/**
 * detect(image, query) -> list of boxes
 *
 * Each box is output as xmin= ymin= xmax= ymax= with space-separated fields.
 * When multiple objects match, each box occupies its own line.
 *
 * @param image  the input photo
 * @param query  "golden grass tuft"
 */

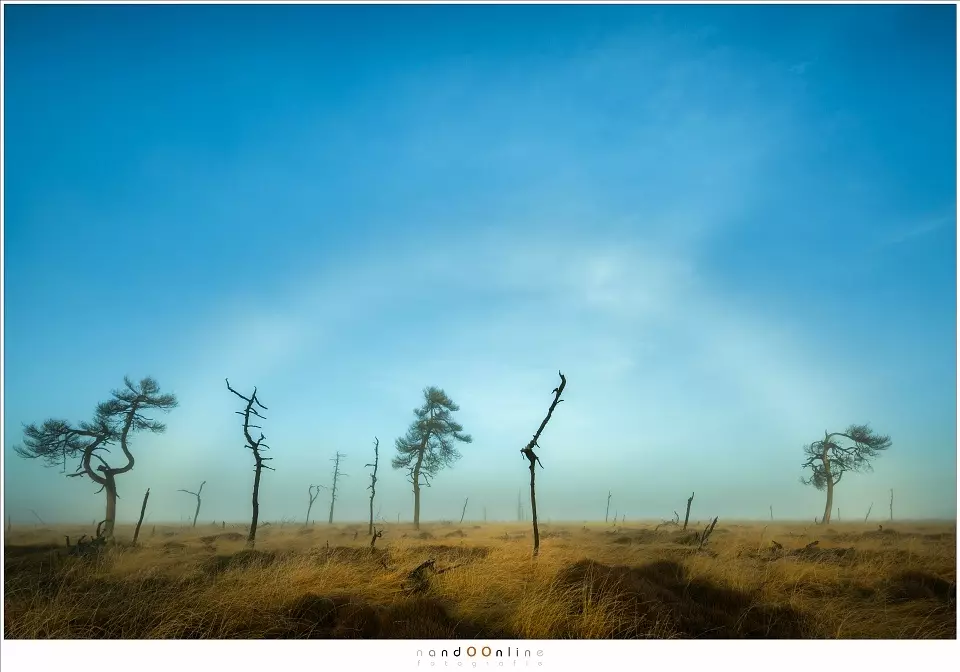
xmin=3 ymin=520 xmax=955 ymax=638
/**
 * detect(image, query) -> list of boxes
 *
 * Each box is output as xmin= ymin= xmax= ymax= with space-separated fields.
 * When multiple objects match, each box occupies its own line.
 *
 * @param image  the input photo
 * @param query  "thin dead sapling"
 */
xmin=225 ymin=378 xmax=273 ymax=548
xmin=177 ymin=480 xmax=206 ymax=528
xmin=366 ymin=437 xmax=379 ymax=536
xmin=133 ymin=488 xmax=150 ymax=544
xmin=520 ymin=371 xmax=566 ymax=557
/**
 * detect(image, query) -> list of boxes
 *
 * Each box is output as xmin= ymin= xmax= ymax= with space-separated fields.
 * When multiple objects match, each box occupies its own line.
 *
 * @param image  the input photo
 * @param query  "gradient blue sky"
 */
xmin=3 ymin=3 xmax=956 ymax=525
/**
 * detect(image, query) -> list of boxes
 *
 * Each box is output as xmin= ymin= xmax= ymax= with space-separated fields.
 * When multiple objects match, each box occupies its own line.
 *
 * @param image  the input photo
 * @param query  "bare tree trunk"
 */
xmin=306 ymin=485 xmax=320 ymax=527
xmin=249 ymin=463 xmax=262 ymax=547
xmin=864 ymin=502 xmax=873 ymax=523
xmin=327 ymin=452 xmax=347 ymax=524
xmin=528 ymin=459 xmax=540 ymax=554
xmin=226 ymin=379 xmax=273 ymax=550
xmin=133 ymin=488 xmax=150 ymax=544
xmin=770 ymin=505 xmax=773 ymax=521
xmin=820 ymin=452 xmax=834 ymax=524
xmin=178 ymin=482 xmax=206 ymax=528
xmin=367 ymin=438 xmax=379 ymax=536
xmin=103 ymin=474 xmax=118 ymax=542
xmin=460 ymin=497 xmax=468 ymax=524
xmin=483 ymin=506 xmax=487 ymax=522
xmin=683 ymin=492 xmax=695 ymax=531
xmin=605 ymin=490 xmax=611 ymax=523
xmin=822 ymin=478 xmax=834 ymax=525
xmin=413 ymin=480 xmax=421 ymax=530
xmin=889 ymin=489 xmax=894 ymax=521
xmin=520 ymin=371 xmax=566 ymax=557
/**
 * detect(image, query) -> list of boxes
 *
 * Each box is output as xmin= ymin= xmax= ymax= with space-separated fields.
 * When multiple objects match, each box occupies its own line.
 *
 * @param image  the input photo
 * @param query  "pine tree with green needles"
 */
xmin=392 ymin=387 xmax=472 ymax=530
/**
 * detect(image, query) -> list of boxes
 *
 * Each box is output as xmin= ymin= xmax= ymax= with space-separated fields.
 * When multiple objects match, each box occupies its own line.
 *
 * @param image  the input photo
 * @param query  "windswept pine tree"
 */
xmin=14 ymin=376 xmax=177 ymax=543
xmin=392 ymin=387 xmax=472 ymax=530
xmin=801 ymin=424 xmax=892 ymax=525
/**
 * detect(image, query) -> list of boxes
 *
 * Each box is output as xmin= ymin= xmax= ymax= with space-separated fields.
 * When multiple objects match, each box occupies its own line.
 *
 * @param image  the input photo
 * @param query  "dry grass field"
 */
xmin=3 ymin=519 xmax=955 ymax=639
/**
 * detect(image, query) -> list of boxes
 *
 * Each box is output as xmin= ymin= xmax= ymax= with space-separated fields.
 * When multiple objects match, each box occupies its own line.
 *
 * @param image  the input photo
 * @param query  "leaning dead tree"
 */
xmin=697 ymin=516 xmax=719 ymax=552
xmin=683 ymin=492 xmax=695 ymax=531
xmin=605 ymin=490 xmax=612 ymax=523
xmin=327 ymin=451 xmax=348 ymax=524
xmin=133 ymin=488 xmax=150 ymax=544
xmin=366 ymin=437 xmax=379 ymax=535
xmin=800 ymin=424 xmax=892 ymax=525
xmin=14 ymin=376 xmax=177 ymax=543
xmin=226 ymin=378 xmax=273 ymax=548
xmin=460 ymin=497 xmax=469 ymax=524
xmin=655 ymin=511 xmax=680 ymax=531
xmin=305 ymin=484 xmax=323 ymax=526
xmin=520 ymin=371 xmax=566 ymax=557
xmin=177 ymin=480 xmax=206 ymax=528
xmin=864 ymin=502 xmax=873 ymax=523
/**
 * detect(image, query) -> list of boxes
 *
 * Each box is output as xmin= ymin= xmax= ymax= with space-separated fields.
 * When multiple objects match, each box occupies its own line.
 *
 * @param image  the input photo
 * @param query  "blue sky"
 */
xmin=3 ymin=3 xmax=956 ymax=525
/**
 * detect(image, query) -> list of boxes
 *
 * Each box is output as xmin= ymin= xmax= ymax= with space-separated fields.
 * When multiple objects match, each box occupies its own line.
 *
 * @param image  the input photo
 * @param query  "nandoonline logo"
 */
xmin=416 ymin=645 xmax=546 ymax=667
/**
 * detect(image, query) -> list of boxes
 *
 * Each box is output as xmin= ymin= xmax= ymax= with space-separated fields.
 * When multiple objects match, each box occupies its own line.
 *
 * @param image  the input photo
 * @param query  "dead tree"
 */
xmin=520 ymin=371 xmax=566 ymax=557
xmin=366 ymin=437 xmax=379 ymax=536
xmin=65 ymin=520 xmax=109 ymax=557
xmin=226 ymin=378 xmax=273 ymax=548
xmin=483 ymin=506 xmax=487 ymax=522
xmin=133 ymin=488 xmax=150 ymax=544
xmin=605 ymin=490 xmax=612 ymax=523
xmin=770 ymin=505 xmax=773 ymax=521
xmin=655 ymin=511 xmax=680 ymax=531
xmin=370 ymin=527 xmax=384 ymax=550
xmin=697 ymin=516 xmax=719 ymax=551
xmin=14 ymin=376 xmax=177 ymax=543
xmin=683 ymin=492 xmax=695 ymax=531
xmin=177 ymin=480 xmax=206 ymax=528
xmin=327 ymin=451 xmax=348 ymax=524
xmin=305 ymin=484 xmax=323 ymax=527
xmin=890 ymin=488 xmax=894 ymax=521
xmin=864 ymin=502 xmax=873 ymax=523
